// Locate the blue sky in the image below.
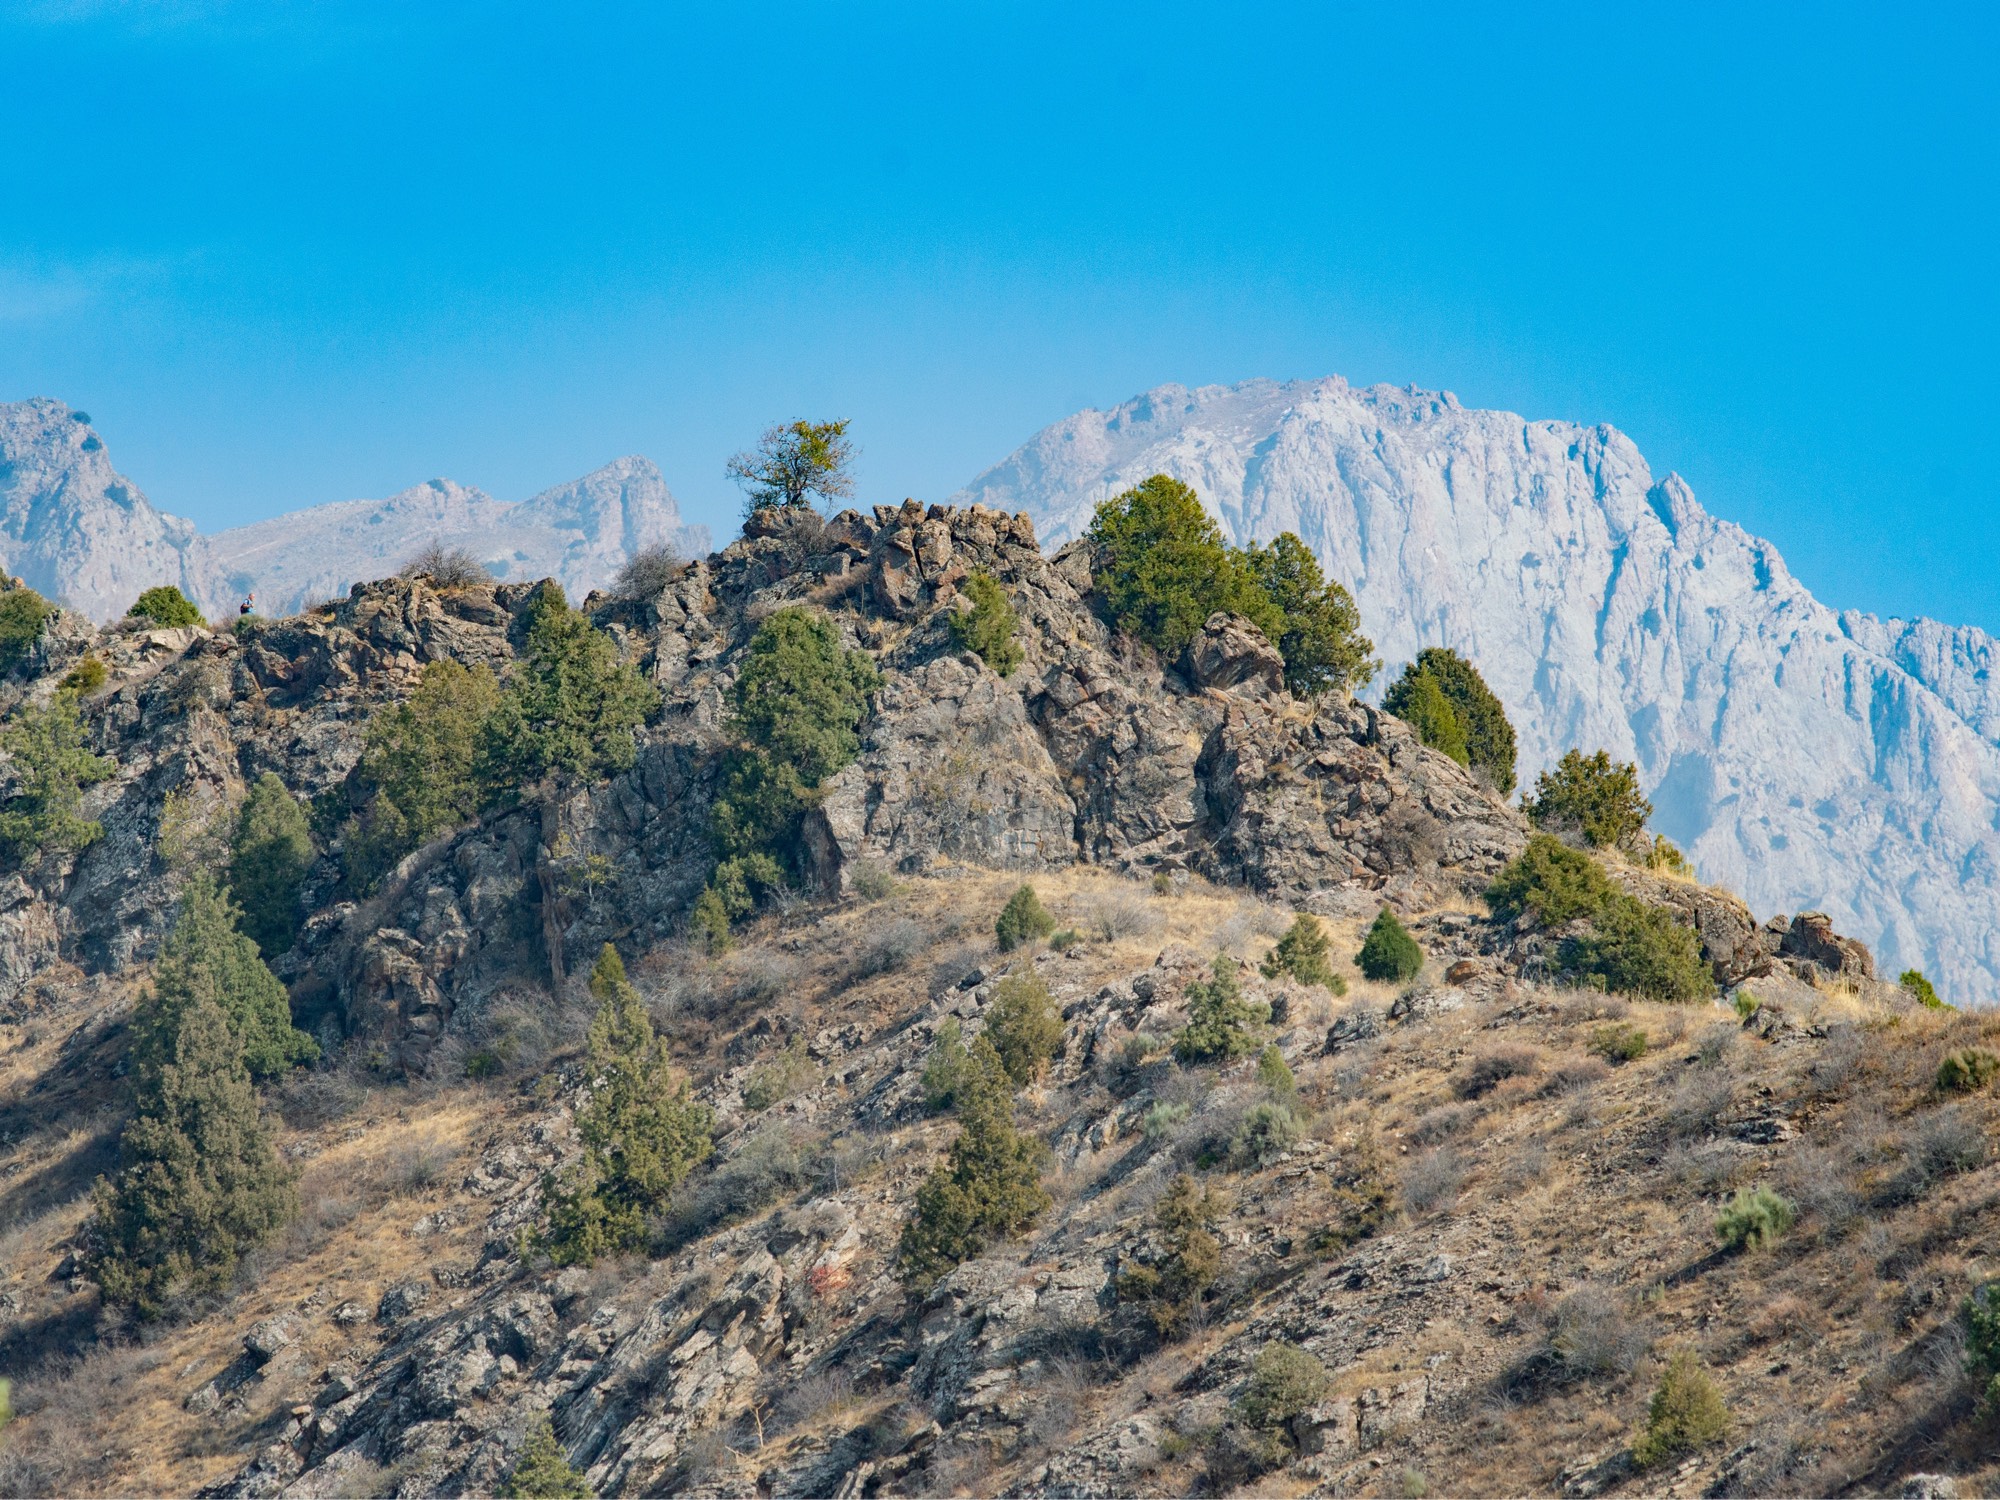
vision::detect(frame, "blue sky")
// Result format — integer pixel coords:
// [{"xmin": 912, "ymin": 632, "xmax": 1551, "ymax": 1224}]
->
[{"xmin": 1, "ymin": 2, "xmax": 1995, "ymax": 627}]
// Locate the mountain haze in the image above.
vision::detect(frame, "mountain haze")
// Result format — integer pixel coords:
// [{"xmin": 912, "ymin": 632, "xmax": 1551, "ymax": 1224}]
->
[
  {"xmin": 955, "ymin": 376, "xmax": 2000, "ymax": 1002},
  {"xmin": 0, "ymin": 399, "xmax": 708, "ymax": 622}
]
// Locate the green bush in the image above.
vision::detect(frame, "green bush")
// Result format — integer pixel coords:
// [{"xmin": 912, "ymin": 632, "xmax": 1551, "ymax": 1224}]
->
[
  {"xmin": 1261, "ymin": 913, "xmax": 1343, "ymax": 991},
  {"xmin": 1084, "ymin": 477, "xmax": 1374, "ymax": 695},
  {"xmin": 921, "ymin": 1020, "xmax": 975, "ymax": 1113},
  {"xmin": 690, "ymin": 887, "xmax": 732, "ymax": 955},
  {"xmin": 1241, "ymin": 532, "xmax": 1378, "ymax": 697},
  {"xmin": 344, "ymin": 659, "xmax": 500, "ymax": 891},
  {"xmin": 1732, "ymin": 990, "xmax": 1761, "ymax": 1020},
  {"xmin": 1714, "ymin": 1185, "xmax": 1795, "ymax": 1252},
  {"xmin": 1386, "ymin": 665, "xmax": 1468, "ymax": 765},
  {"xmin": 1936, "ymin": 1048, "xmax": 2000, "ymax": 1094},
  {"xmin": 1235, "ymin": 1341, "xmax": 1331, "ymax": 1431},
  {"xmin": 1356, "ymin": 908, "xmax": 1423, "ymax": 982},
  {"xmin": 1173, "ymin": 954, "xmax": 1269, "ymax": 1063},
  {"xmin": 1049, "ymin": 926, "xmax": 1083, "ymax": 952},
  {"xmin": 1383, "ymin": 653, "xmax": 1515, "ymax": 791},
  {"xmin": 476, "ymin": 583, "xmax": 658, "ymax": 800},
  {"xmin": 88, "ymin": 889, "xmax": 300, "ymax": 1315},
  {"xmin": 131, "ymin": 873, "xmax": 317, "ymax": 1079},
  {"xmin": 58, "ymin": 655, "xmax": 106, "ymax": 695},
  {"xmin": 129, "ymin": 585, "xmax": 203, "ymax": 628},
  {"xmin": 1631, "ymin": 1350, "xmax": 1729, "ymax": 1467},
  {"xmin": 1562, "ymin": 898, "xmax": 1712, "ymax": 1003},
  {"xmin": 501, "ymin": 1416, "xmax": 593, "ymax": 1498},
  {"xmin": 1484, "ymin": 834, "xmax": 1619, "ymax": 926},
  {"xmin": 1644, "ymin": 834, "xmax": 1693, "ymax": 876},
  {"xmin": 1255, "ymin": 1043, "xmax": 1298, "ymax": 1107},
  {"xmin": 229, "ymin": 773, "xmax": 314, "ymax": 959},
  {"xmin": 1962, "ymin": 1280, "xmax": 2000, "ymax": 1408},
  {"xmin": 897, "ymin": 1035, "xmax": 1051, "ymax": 1290},
  {"xmin": 1588, "ymin": 1023, "xmax": 1648, "ymax": 1064},
  {"xmin": 0, "ymin": 689, "xmax": 114, "ymax": 866},
  {"xmin": 543, "ymin": 945, "xmax": 713, "ymax": 1265},
  {"xmin": 948, "ymin": 570, "xmax": 1023, "ymax": 676},
  {"xmin": 742, "ymin": 1036, "xmax": 816, "ymax": 1111},
  {"xmin": 985, "ymin": 972, "xmax": 1064, "ymax": 1085},
  {"xmin": 1901, "ymin": 969, "xmax": 1948, "ymax": 1010},
  {"xmin": 707, "ymin": 608, "xmax": 879, "ymax": 927},
  {"xmin": 1116, "ymin": 1172, "xmax": 1226, "ymax": 1337},
  {"xmin": 0, "ymin": 585, "xmax": 54, "ymax": 671},
  {"xmin": 1524, "ymin": 749, "xmax": 1652, "ymax": 848},
  {"xmin": 995, "ymin": 883, "xmax": 1055, "ymax": 952}
]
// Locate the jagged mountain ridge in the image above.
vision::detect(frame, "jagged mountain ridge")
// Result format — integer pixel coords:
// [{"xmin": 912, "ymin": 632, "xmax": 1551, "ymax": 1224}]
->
[
  {"xmin": 0, "ymin": 399, "xmax": 709, "ymax": 623},
  {"xmin": 953, "ymin": 375, "xmax": 2000, "ymax": 1002}
]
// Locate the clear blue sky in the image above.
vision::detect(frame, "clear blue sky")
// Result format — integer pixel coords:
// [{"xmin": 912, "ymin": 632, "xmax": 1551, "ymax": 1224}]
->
[{"xmin": 2, "ymin": 2, "xmax": 1995, "ymax": 627}]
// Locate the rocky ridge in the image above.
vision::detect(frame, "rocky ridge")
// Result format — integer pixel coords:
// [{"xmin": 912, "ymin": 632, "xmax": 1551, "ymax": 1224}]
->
[{"xmin": 953, "ymin": 375, "xmax": 2000, "ymax": 1003}]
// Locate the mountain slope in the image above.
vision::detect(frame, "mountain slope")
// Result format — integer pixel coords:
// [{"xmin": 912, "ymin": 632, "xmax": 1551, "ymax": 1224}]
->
[
  {"xmin": 0, "ymin": 399, "xmax": 709, "ymax": 623},
  {"xmin": 953, "ymin": 376, "xmax": 2000, "ymax": 1002}
]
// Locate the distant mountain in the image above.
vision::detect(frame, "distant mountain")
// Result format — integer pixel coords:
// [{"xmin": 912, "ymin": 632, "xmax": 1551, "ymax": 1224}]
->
[
  {"xmin": 955, "ymin": 375, "xmax": 2000, "ymax": 1003},
  {"xmin": 0, "ymin": 399, "xmax": 709, "ymax": 622}
]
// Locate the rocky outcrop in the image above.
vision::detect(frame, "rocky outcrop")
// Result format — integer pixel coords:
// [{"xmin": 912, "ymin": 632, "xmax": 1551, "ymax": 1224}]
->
[{"xmin": 958, "ymin": 374, "xmax": 2000, "ymax": 1001}]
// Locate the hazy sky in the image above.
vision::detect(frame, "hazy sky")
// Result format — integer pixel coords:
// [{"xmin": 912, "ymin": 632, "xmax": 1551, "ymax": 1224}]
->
[{"xmin": 2, "ymin": 2, "xmax": 1995, "ymax": 627}]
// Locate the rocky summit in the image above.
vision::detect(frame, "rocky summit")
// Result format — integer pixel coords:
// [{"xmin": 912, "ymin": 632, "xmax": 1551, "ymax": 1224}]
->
[
  {"xmin": 955, "ymin": 376, "xmax": 2000, "ymax": 1004},
  {"xmin": 0, "ymin": 502, "xmax": 1994, "ymax": 1500}
]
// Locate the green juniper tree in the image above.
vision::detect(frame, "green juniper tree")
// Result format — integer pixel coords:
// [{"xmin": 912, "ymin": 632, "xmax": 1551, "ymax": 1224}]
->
[
  {"xmin": 1388, "ymin": 668, "xmax": 1469, "ymax": 767},
  {"xmin": 0, "ymin": 688, "xmax": 114, "ymax": 866},
  {"xmin": 229, "ymin": 773, "xmax": 314, "ymax": 958},
  {"xmin": 948, "ymin": 570, "xmax": 1023, "ymax": 676},
  {"xmin": 0, "ymin": 584, "xmax": 54, "ymax": 672},
  {"xmin": 344, "ymin": 658, "xmax": 501, "ymax": 890},
  {"xmin": 1261, "ymin": 913, "xmax": 1343, "ymax": 992},
  {"xmin": 128, "ymin": 586, "xmax": 204, "ymax": 628},
  {"xmin": 994, "ymin": 883, "xmax": 1055, "ymax": 952},
  {"xmin": 983, "ymin": 972, "xmax": 1064, "ymax": 1085},
  {"xmin": 501, "ymin": 1417, "xmax": 593, "ymax": 1499},
  {"xmin": 1174, "ymin": 954, "xmax": 1269, "ymax": 1064},
  {"xmin": 1384, "ymin": 648, "xmax": 1515, "ymax": 793},
  {"xmin": 1242, "ymin": 532, "xmax": 1377, "ymax": 697},
  {"xmin": 1524, "ymin": 749, "xmax": 1652, "ymax": 848},
  {"xmin": 1356, "ymin": 907, "xmax": 1424, "ymax": 982},
  {"xmin": 1085, "ymin": 476, "xmax": 1279, "ymax": 659},
  {"xmin": 543, "ymin": 945, "xmax": 712, "ymax": 1265}
]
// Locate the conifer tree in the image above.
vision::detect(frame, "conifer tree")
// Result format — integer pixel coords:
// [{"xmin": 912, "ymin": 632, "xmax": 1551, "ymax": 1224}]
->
[
  {"xmin": 1385, "ymin": 648, "xmax": 1516, "ymax": 793},
  {"xmin": 994, "ymin": 883, "xmax": 1055, "ymax": 952},
  {"xmin": 948, "ymin": 570, "xmax": 1024, "ymax": 676},
  {"xmin": 1357, "ymin": 907, "xmax": 1424, "ymax": 982},
  {"xmin": 0, "ymin": 584, "xmax": 54, "ymax": 672},
  {"xmin": 230, "ymin": 773, "xmax": 314, "ymax": 958},
  {"xmin": 133, "ymin": 874, "xmax": 317, "ymax": 1079},
  {"xmin": 1524, "ymin": 749, "xmax": 1652, "ymax": 848},
  {"xmin": 543, "ymin": 945, "xmax": 713, "ymax": 1264},
  {"xmin": 898, "ymin": 1034, "xmax": 1051, "ymax": 1290},
  {"xmin": 1389, "ymin": 668, "xmax": 1469, "ymax": 767},
  {"xmin": 1261, "ymin": 913, "xmax": 1342, "ymax": 991},
  {"xmin": 1173, "ymin": 954, "xmax": 1269, "ymax": 1063},
  {"xmin": 87, "ymin": 987, "xmax": 296, "ymax": 1316},
  {"xmin": 501, "ymin": 1416, "xmax": 593, "ymax": 1498},
  {"xmin": 1242, "ymin": 532, "xmax": 1377, "ymax": 697},
  {"xmin": 0, "ymin": 688, "xmax": 114, "ymax": 866},
  {"xmin": 345, "ymin": 658, "xmax": 501, "ymax": 889}
]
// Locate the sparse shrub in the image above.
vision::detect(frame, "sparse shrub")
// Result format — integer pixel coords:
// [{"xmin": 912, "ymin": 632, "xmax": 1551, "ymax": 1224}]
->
[
  {"xmin": 477, "ymin": 582, "xmax": 659, "ymax": 800},
  {"xmin": 1643, "ymin": 834, "xmax": 1693, "ymax": 876},
  {"xmin": 501, "ymin": 1415, "xmax": 592, "ymax": 1498},
  {"xmin": 1901, "ymin": 968, "xmax": 1948, "ymax": 1010},
  {"xmin": 1715, "ymin": 1186, "xmax": 1795, "ymax": 1251},
  {"xmin": 1116, "ymin": 1172, "xmax": 1227, "ymax": 1338},
  {"xmin": 1549, "ymin": 1285, "xmax": 1649, "ymax": 1379},
  {"xmin": 742, "ymin": 1036, "xmax": 816, "ymax": 1111},
  {"xmin": 1090, "ymin": 891, "xmax": 1162, "ymax": 941},
  {"xmin": 853, "ymin": 916, "xmax": 925, "ymax": 976},
  {"xmin": 1400, "ymin": 1147, "xmax": 1464, "ymax": 1215},
  {"xmin": 1733, "ymin": 989, "xmax": 1761, "ymax": 1020},
  {"xmin": 128, "ymin": 584, "xmax": 203, "ymax": 628},
  {"xmin": 1173, "ymin": 954, "xmax": 1269, "ymax": 1064},
  {"xmin": 1152, "ymin": 870, "xmax": 1175, "ymax": 895},
  {"xmin": 848, "ymin": 861, "xmax": 897, "ymax": 901},
  {"xmin": 0, "ymin": 688, "xmax": 114, "ymax": 865},
  {"xmin": 1456, "ymin": 1045, "xmax": 1538, "ymax": 1098},
  {"xmin": 708, "ymin": 608, "xmax": 879, "ymax": 926},
  {"xmin": 1235, "ymin": 1341, "xmax": 1330, "ymax": 1431},
  {"xmin": 384, "ymin": 1133, "xmax": 455, "ymax": 1197},
  {"xmin": 948, "ymin": 570, "xmax": 1023, "ymax": 676},
  {"xmin": 0, "ymin": 584, "xmax": 54, "ymax": 671},
  {"xmin": 1663, "ymin": 1068, "xmax": 1734, "ymax": 1140},
  {"xmin": 1141, "ymin": 1099, "xmax": 1190, "ymax": 1143},
  {"xmin": 1255, "ymin": 1043, "xmax": 1298, "ymax": 1106},
  {"xmin": 400, "ymin": 540, "xmax": 487, "ymax": 590},
  {"xmin": 1936, "ymin": 1048, "xmax": 1999, "ymax": 1094},
  {"xmin": 1564, "ymin": 897, "xmax": 1712, "ymax": 1003},
  {"xmin": 1356, "ymin": 907, "xmax": 1423, "ymax": 982},
  {"xmin": 995, "ymin": 883, "xmax": 1056, "ymax": 951},
  {"xmin": 58, "ymin": 655, "xmax": 106, "ymax": 694},
  {"xmin": 1261, "ymin": 912, "xmax": 1343, "ymax": 991},
  {"xmin": 897, "ymin": 1035, "xmax": 1051, "ymax": 1290},
  {"xmin": 1485, "ymin": 834, "xmax": 1618, "ymax": 926},
  {"xmin": 230, "ymin": 772, "xmax": 314, "ymax": 958},
  {"xmin": 664, "ymin": 1123, "xmax": 819, "ymax": 1244},
  {"xmin": 1631, "ymin": 1350, "xmax": 1729, "ymax": 1467},
  {"xmin": 1049, "ymin": 926, "xmax": 1082, "ymax": 952},
  {"xmin": 1398, "ymin": 1469, "xmax": 1430, "ymax": 1499},
  {"xmin": 985, "ymin": 972, "xmax": 1064, "ymax": 1085},
  {"xmin": 343, "ymin": 658, "xmax": 501, "ymax": 890},
  {"xmin": 543, "ymin": 945, "xmax": 713, "ymax": 1265},
  {"xmin": 1230, "ymin": 1100, "xmax": 1303, "ymax": 1167},
  {"xmin": 921, "ymin": 1020, "xmax": 975, "ymax": 1113},
  {"xmin": 613, "ymin": 543, "xmax": 683, "ymax": 601},
  {"xmin": 1524, "ymin": 748, "xmax": 1652, "ymax": 848},
  {"xmin": 1588, "ymin": 1023, "xmax": 1648, "ymax": 1064},
  {"xmin": 1908, "ymin": 1104, "xmax": 1987, "ymax": 1187}
]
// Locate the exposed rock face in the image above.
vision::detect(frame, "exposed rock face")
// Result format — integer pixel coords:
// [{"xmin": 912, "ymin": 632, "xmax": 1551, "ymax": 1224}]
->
[{"xmin": 955, "ymin": 375, "xmax": 2000, "ymax": 1001}]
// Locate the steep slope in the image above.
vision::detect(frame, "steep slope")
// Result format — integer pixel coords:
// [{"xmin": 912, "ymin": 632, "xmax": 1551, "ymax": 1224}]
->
[
  {"xmin": 953, "ymin": 377, "xmax": 2000, "ymax": 1002},
  {"xmin": 0, "ymin": 399, "xmax": 219, "ymax": 621},
  {"xmin": 203, "ymin": 457, "xmax": 709, "ymax": 619},
  {"xmin": 0, "ymin": 399, "xmax": 709, "ymax": 624}
]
